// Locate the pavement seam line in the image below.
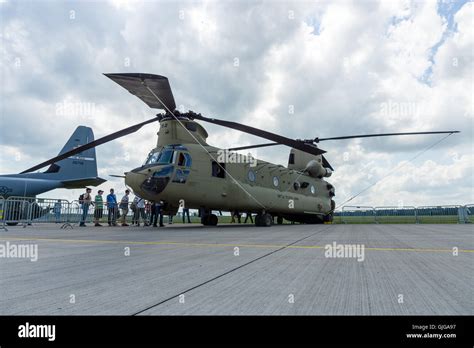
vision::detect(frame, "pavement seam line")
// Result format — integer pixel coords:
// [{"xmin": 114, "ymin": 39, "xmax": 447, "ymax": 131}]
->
[{"xmin": 131, "ymin": 226, "xmax": 332, "ymax": 315}]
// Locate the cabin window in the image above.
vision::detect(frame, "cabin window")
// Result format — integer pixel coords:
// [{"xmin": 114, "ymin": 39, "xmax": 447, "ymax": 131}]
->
[
  {"xmin": 183, "ymin": 153, "xmax": 192, "ymax": 167},
  {"xmin": 173, "ymin": 152, "xmax": 192, "ymax": 167},
  {"xmin": 288, "ymin": 153, "xmax": 295, "ymax": 165},
  {"xmin": 293, "ymin": 181, "xmax": 300, "ymax": 190},
  {"xmin": 311, "ymin": 185, "xmax": 315, "ymax": 194},
  {"xmin": 273, "ymin": 176, "xmax": 279, "ymax": 187},
  {"xmin": 211, "ymin": 161, "xmax": 225, "ymax": 178},
  {"xmin": 248, "ymin": 170, "xmax": 256, "ymax": 182}
]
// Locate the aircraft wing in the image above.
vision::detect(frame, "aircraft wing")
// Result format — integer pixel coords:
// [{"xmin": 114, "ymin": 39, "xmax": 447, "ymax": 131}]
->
[{"xmin": 61, "ymin": 177, "xmax": 107, "ymax": 189}]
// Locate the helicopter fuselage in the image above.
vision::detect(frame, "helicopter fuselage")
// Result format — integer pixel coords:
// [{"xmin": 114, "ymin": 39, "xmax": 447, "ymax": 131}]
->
[{"xmin": 125, "ymin": 118, "xmax": 335, "ymax": 223}]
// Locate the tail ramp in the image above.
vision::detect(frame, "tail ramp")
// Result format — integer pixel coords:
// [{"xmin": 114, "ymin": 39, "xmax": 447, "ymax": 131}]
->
[{"xmin": 41, "ymin": 126, "xmax": 106, "ymax": 188}]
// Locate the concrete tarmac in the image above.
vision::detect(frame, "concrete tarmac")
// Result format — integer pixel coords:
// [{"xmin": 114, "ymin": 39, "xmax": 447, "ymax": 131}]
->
[{"xmin": 0, "ymin": 223, "xmax": 472, "ymax": 315}]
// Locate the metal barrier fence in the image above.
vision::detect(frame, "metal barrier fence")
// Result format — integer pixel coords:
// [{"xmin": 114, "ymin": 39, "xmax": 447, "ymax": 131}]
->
[
  {"xmin": 0, "ymin": 196, "xmax": 5, "ymax": 230},
  {"xmin": 1, "ymin": 197, "xmax": 75, "ymax": 228},
  {"xmin": 1, "ymin": 196, "xmax": 472, "ymax": 227},
  {"xmin": 340, "ymin": 206, "xmax": 376, "ymax": 224},
  {"xmin": 416, "ymin": 205, "xmax": 460, "ymax": 224},
  {"xmin": 0, "ymin": 196, "xmax": 181, "ymax": 229},
  {"xmin": 466, "ymin": 205, "xmax": 473, "ymax": 224},
  {"xmin": 375, "ymin": 206, "xmax": 417, "ymax": 224},
  {"xmin": 337, "ymin": 204, "xmax": 474, "ymax": 224},
  {"xmin": 0, "ymin": 197, "xmax": 159, "ymax": 228}
]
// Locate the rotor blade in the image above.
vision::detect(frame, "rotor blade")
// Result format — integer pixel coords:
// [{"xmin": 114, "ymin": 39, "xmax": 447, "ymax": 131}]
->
[
  {"xmin": 228, "ymin": 142, "xmax": 280, "ymax": 151},
  {"xmin": 321, "ymin": 155, "xmax": 334, "ymax": 171},
  {"xmin": 315, "ymin": 131, "xmax": 460, "ymax": 142},
  {"xmin": 188, "ymin": 112, "xmax": 325, "ymax": 156},
  {"xmin": 104, "ymin": 73, "xmax": 176, "ymax": 111},
  {"xmin": 21, "ymin": 117, "xmax": 159, "ymax": 174},
  {"xmin": 109, "ymin": 174, "xmax": 126, "ymax": 178},
  {"xmin": 104, "ymin": 73, "xmax": 324, "ymax": 156}
]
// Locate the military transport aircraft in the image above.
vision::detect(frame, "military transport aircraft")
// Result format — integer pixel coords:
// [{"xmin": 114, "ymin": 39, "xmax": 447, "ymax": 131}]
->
[
  {"xmin": 17, "ymin": 73, "xmax": 459, "ymax": 226},
  {"xmin": 0, "ymin": 126, "xmax": 105, "ymax": 198}
]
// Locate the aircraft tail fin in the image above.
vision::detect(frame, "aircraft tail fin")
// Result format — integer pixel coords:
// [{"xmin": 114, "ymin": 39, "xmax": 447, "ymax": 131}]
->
[{"xmin": 39, "ymin": 126, "xmax": 105, "ymax": 186}]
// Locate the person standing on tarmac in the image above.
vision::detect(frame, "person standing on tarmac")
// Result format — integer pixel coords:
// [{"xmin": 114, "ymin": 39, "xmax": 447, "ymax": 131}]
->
[
  {"xmin": 231, "ymin": 210, "xmax": 241, "ymax": 223},
  {"xmin": 136, "ymin": 196, "xmax": 147, "ymax": 226},
  {"xmin": 131, "ymin": 196, "xmax": 138, "ymax": 225},
  {"xmin": 132, "ymin": 195, "xmax": 147, "ymax": 226},
  {"xmin": 145, "ymin": 201, "xmax": 151, "ymax": 222},
  {"xmin": 150, "ymin": 201, "xmax": 165, "ymax": 227},
  {"xmin": 182, "ymin": 207, "xmax": 191, "ymax": 223},
  {"xmin": 244, "ymin": 211, "xmax": 253, "ymax": 224},
  {"xmin": 94, "ymin": 190, "xmax": 104, "ymax": 226},
  {"xmin": 79, "ymin": 188, "xmax": 92, "ymax": 227},
  {"xmin": 53, "ymin": 200, "xmax": 62, "ymax": 223},
  {"xmin": 107, "ymin": 189, "xmax": 118, "ymax": 226},
  {"xmin": 120, "ymin": 190, "xmax": 130, "ymax": 226}
]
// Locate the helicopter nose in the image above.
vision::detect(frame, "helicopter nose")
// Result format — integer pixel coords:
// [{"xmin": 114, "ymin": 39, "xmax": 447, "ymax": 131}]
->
[{"xmin": 124, "ymin": 171, "xmax": 141, "ymax": 188}]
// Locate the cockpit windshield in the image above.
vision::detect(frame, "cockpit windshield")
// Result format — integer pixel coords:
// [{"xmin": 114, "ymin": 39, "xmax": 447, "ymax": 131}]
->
[
  {"xmin": 144, "ymin": 145, "xmax": 191, "ymax": 166},
  {"xmin": 144, "ymin": 149, "xmax": 174, "ymax": 165}
]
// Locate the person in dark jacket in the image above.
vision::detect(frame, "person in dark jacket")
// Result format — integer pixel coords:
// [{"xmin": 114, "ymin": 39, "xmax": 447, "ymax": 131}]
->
[{"xmin": 150, "ymin": 201, "xmax": 165, "ymax": 227}]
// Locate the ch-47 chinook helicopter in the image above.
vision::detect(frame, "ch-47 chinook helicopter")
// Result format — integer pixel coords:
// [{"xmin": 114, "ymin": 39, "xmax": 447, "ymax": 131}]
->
[{"xmin": 21, "ymin": 73, "xmax": 459, "ymax": 226}]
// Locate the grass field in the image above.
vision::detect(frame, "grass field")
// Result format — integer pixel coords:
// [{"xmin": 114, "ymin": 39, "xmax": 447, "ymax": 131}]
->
[{"xmin": 332, "ymin": 215, "xmax": 464, "ymax": 224}]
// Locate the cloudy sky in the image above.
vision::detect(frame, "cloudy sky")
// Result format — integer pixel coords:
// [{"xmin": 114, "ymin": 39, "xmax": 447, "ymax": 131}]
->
[{"xmin": 1, "ymin": 0, "xmax": 472, "ymax": 208}]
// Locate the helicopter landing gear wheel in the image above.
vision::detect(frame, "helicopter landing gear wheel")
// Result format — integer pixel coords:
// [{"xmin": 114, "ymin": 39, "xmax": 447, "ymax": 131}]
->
[
  {"xmin": 255, "ymin": 213, "xmax": 272, "ymax": 227},
  {"xmin": 208, "ymin": 214, "xmax": 218, "ymax": 226},
  {"xmin": 323, "ymin": 213, "xmax": 333, "ymax": 223},
  {"xmin": 276, "ymin": 216, "xmax": 283, "ymax": 225},
  {"xmin": 323, "ymin": 199, "xmax": 335, "ymax": 223},
  {"xmin": 201, "ymin": 213, "xmax": 218, "ymax": 226}
]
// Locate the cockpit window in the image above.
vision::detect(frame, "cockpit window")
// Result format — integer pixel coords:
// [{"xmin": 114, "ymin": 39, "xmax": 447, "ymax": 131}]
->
[
  {"xmin": 145, "ymin": 149, "xmax": 174, "ymax": 165},
  {"xmin": 157, "ymin": 149, "xmax": 174, "ymax": 164},
  {"xmin": 145, "ymin": 151, "xmax": 159, "ymax": 165},
  {"xmin": 144, "ymin": 145, "xmax": 191, "ymax": 166}
]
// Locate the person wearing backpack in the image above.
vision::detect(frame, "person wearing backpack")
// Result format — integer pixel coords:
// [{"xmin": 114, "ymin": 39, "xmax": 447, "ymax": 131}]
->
[
  {"xmin": 79, "ymin": 188, "xmax": 92, "ymax": 227},
  {"xmin": 119, "ymin": 190, "xmax": 130, "ymax": 226},
  {"xmin": 106, "ymin": 189, "xmax": 118, "ymax": 226}
]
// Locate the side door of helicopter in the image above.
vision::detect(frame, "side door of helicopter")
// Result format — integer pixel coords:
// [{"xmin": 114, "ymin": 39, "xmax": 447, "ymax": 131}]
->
[
  {"xmin": 172, "ymin": 151, "xmax": 192, "ymax": 184},
  {"xmin": 205, "ymin": 158, "xmax": 231, "ymax": 207}
]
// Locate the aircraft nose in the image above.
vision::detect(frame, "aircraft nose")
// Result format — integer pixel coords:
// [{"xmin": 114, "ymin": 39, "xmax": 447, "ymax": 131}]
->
[{"xmin": 124, "ymin": 171, "xmax": 140, "ymax": 187}]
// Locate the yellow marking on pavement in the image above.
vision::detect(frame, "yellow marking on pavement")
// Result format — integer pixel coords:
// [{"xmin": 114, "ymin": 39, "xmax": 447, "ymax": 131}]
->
[{"xmin": 1, "ymin": 236, "xmax": 473, "ymax": 253}]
